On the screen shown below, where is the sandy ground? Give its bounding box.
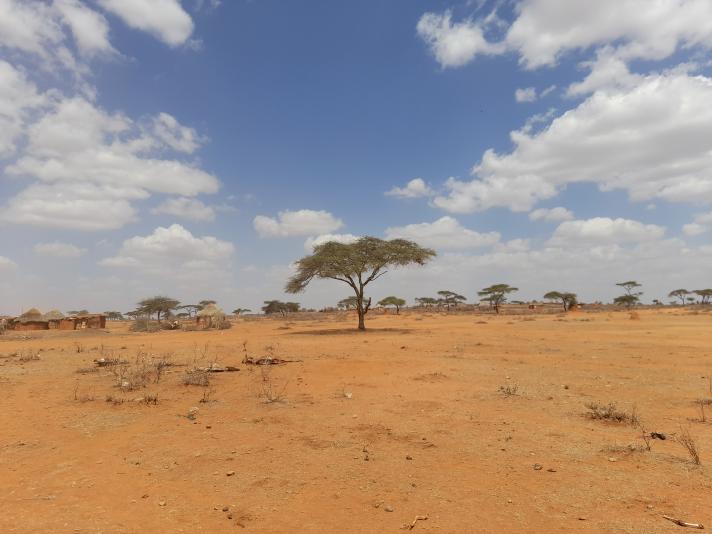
[1,309,711,533]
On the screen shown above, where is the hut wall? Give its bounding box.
[14,321,49,331]
[58,319,77,330]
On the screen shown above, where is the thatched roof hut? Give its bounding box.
[196,304,226,328]
[44,309,65,321]
[18,308,44,323]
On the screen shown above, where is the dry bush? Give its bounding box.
[142,393,159,405]
[499,384,520,397]
[217,320,232,330]
[677,426,701,465]
[130,318,160,332]
[199,387,216,403]
[105,394,125,405]
[258,366,288,403]
[585,402,639,425]
[18,349,40,362]
[153,353,173,383]
[76,367,99,374]
[183,369,210,387]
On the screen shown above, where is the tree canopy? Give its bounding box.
[614,294,639,308]
[415,297,438,307]
[137,296,180,322]
[232,308,251,316]
[543,291,578,311]
[262,300,299,316]
[437,290,466,309]
[694,289,712,304]
[337,296,359,310]
[286,237,435,330]
[478,284,518,314]
[616,281,643,296]
[377,296,406,314]
[668,288,689,305]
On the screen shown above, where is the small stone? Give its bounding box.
[226,471,236,477]
[206,425,212,429]
[608,457,617,462]
[222,506,229,512]
[533,463,543,470]
[141,494,149,499]
[373,502,381,509]
[646,504,654,510]
[406,455,413,460]
[384,505,394,512]
[507,499,513,504]
[547,468,557,473]
[158,501,166,507]
[227,513,233,520]
[578,517,587,521]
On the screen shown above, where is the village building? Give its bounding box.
[196,303,226,329]
[6,309,107,331]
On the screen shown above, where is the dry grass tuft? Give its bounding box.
[677,426,701,465]
[183,369,211,387]
[585,402,639,425]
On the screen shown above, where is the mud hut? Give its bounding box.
[13,308,49,331]
[62,314,107,330]
[196,304,226,329]
[44,310,65,329]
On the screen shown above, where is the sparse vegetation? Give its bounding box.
[183,369,211,387]
[585,402,639,425]
[478,284,518,314]
[498,384,520,397]
[677,426,701,465]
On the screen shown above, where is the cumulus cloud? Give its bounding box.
[385,178,433,199]
[419,1,712,70]
[416,10,503,68]
[151,197,215,222]
[549,217,665,246]
[1,98,218,230]
[433,72,712,212]
[385,216,500,250]
[55,0,114,57]
[682,211,712,235]
[0,256,17,270]
[304,233,359,251]
[529,207,574,222]
[151,112,204,154]
[515,87,537,102]
[253,209,343,238]
[96,0,194,47]
[99,224,234,276]
[34,241,86,257]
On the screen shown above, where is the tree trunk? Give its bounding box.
[357,308,365,330]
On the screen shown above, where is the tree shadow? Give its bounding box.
[286,327,413,336]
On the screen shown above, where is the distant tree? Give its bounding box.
[693,289,712,304]
[652,299,662,306]
[104,311,124,321]
[378,296,406,314]
[198,300,217,309]
[178,304,201,317]
[478,284,518,314]
[337,296,359,310]
[415,297,438,307]
[437,290,466,309]
[543,291,578,312]
[137,296,180,322]
[286,237,435,330]
[67,309,89,316]
[614,294,640,308]
[232,308,251,316]
[262,300,299,316]
[616,281,643,297]
[668,289,690,305]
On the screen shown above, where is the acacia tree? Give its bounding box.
[478,284,518,314]
[199,300,217,309]
[286,237,435,330]
[378,296,406,314]
[616,281,643,297]
[437,290,466,309]
[693,289,712,304]
[337,296,359,310]
[668,289,690,305]
[543,291,578,312]
[232,308,251,316]
[178,304,201,317]
[103,311,124,321]
[262,300,299,316]
[137,296,180,322]
[415,297,438,307]
[614,294,639,308]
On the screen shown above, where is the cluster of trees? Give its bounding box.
[262,300,300,316]
[667,288,712,305]
[124,297,248,322]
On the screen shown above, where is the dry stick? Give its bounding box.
[662,515,705,529]
[407,515,428,530]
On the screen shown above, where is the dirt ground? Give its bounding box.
[1,309,711,533]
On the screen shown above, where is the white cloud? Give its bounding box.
[549,217,665,246]
[97,0,194,47]
[253,209,343,238]
[515,87,537,102]
[151,197,215,222]
[433,72,712,212]
[683,223,706,236]
[419,1,712,70]
[304,233,359,251]
[34,241,86,257]
[2,97,218,230]
[0,256,17,270]
[529,207,574,222]
[151,112,203,154]
[99,224,234,276]
[416,10,502,68]
[55,0,114,57]
[0,0,64,58]
[385,178,433,199]
[385,216,500,250]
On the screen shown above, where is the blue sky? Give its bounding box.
[1,0,712,315]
